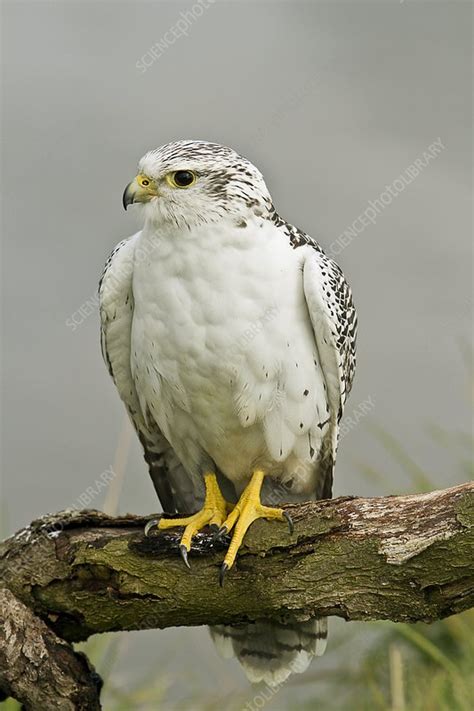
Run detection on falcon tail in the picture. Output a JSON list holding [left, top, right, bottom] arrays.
[[209, 618, 328, 687]]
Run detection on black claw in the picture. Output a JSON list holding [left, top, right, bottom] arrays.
[[219, 562, 228, 587], [214, 525, 228, 542], [208, 523, 220, 534], [179, 544, 191, 569], [144, 518, 161, 537], [283, 510, 294, 535]]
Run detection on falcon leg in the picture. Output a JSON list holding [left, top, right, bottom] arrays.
[[147, 472, 229, 567], [218, 469, 292, 585]]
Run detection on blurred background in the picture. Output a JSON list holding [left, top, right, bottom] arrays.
[[1, 1, 472, 709]]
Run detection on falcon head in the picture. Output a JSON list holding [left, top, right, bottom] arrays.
[[122, 140, 273, 228]]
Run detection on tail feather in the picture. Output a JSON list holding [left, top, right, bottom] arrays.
[[210, 618, 328, 686]]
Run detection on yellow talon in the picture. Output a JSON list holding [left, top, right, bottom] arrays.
[[219, 469, 287, 582], [155, 472, 229, 564], [147, 469, 291, 578]]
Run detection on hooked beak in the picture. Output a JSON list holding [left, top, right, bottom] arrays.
[[122, 175, 158, 210]]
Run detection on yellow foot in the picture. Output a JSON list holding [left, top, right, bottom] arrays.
[[218, 470, 293, 586], [144, 472, 229, 568]]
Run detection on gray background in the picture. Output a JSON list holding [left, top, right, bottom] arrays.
[[1, 1, 472, 709]]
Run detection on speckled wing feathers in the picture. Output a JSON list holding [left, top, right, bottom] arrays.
[[272, 212, 357, 487], [273, 211, 357, 406]]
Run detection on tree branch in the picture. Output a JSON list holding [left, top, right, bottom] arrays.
[[1, 483, 472, 646], [0, 587, 102, 710]]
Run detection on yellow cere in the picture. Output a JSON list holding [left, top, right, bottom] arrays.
[[137, 174, 152, 187]]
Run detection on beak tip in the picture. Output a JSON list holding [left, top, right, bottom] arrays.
[[122, 181, 135, 211]]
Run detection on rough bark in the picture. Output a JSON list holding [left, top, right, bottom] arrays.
[[0, 587, 102, 710], [0, 482, 472, 649]]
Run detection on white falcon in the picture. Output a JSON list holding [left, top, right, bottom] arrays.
[[99, 140, 357, 685]]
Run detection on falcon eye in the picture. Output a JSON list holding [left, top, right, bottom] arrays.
[[167, 170, 197, 188], [141, 179, 150, 186]]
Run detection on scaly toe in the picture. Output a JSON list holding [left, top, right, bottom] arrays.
[[217, 471, 291, 580]]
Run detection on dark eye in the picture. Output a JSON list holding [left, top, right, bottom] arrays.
[[170, 170, 196, 188]]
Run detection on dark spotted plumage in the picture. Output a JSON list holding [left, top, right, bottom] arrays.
[[271, 209, 358, 413]]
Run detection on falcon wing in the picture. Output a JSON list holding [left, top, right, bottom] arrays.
[[99, 233, 196, 514], [302, 240, 357, 492], [302, 245, 357, 420], [274, 215, 357, 498]]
